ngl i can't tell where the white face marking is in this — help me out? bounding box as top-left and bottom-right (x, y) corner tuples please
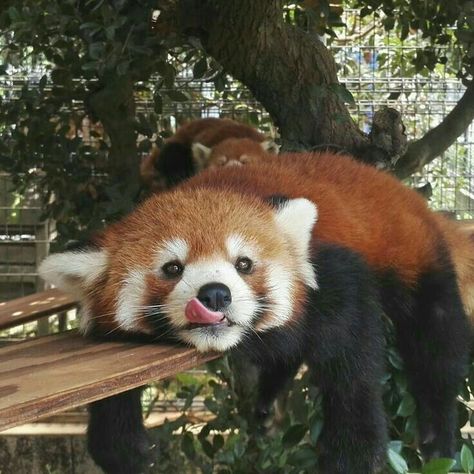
(191, 142), (211, 170)
(164, 257), (258, 352)
(274, 198), (318, 289)
(38, 250), (108, 297)
(39, 249), (109, 336)
(259, 260), (295, 330)
(79, 300), (93, 335)
(260, 139), (280, 154)
(115, 269), (148, 332)
(226, 234), (259, 263)
(155, 238), (188, 267)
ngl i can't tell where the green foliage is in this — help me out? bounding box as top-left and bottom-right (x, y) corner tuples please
(352, 0), (474, 81)
(147, 322), (474, 473)
(0, 0), (167, 246)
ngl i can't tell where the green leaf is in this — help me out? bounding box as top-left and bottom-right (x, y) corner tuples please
(89, 42), (105, 60)
(39, 75), (47, 91)
(387, 447), (408, 474)
(8, 6), (20, 22)
(422, 458), (456, 474)
(287, 445), (317, 469)
(181, 432), (195, 460)
(213, 434), (224, 451)
(388, 440), (403, 454)
(328, 83), (355, 106)
(461, 444), (474, 473)
(309, 419), (323, 445)
(396, 393), (416, 417)
(204, 397), (219, 414)
(282, 423), (307, 448)
(193, 57), (208, 79)
(200, 438), (215, 458)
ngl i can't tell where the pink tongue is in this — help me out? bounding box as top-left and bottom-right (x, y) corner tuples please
(185, 298), (225, 325)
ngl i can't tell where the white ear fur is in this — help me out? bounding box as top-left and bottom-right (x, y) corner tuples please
(273, 198), (318, 289)
(260, 139), (280, 154)
(38, 250), (108, 297)
(191, 142), (212, 170)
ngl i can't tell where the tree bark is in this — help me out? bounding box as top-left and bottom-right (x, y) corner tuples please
(156, 0), (473, 174)
(175, 0), (368, 153)
(87, 74), (141, 197)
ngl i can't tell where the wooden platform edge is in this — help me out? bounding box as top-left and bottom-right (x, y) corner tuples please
(0, 288), (77, 330)
(0, 332), (220, 431)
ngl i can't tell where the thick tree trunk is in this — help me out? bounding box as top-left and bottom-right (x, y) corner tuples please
(176, 0), (368, 153)
(88, 74), (141, 199)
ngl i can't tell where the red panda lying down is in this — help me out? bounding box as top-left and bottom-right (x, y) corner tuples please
(140, 117), (278, 190)
(40, 152), (471, 474)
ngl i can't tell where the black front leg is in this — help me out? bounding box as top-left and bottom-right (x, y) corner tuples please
(88, 387), (151, 474)
(255, 359), (301, 423)
(315, 362), (387, 474)
(305, 244), (388, 473)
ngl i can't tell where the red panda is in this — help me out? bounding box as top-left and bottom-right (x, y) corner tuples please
(39, 152), (471, 473)
(432, 214), (474, 319)
(140, 118), (278, 190)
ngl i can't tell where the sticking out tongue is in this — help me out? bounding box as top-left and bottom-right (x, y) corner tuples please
(185, 298), (225, 325)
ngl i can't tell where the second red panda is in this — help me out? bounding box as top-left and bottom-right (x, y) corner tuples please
(140, 118), (278, 190)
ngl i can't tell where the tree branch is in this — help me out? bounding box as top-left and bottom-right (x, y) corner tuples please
(394, 82), (474, 179)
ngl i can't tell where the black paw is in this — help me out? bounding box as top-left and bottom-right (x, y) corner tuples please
(88, 430), (152, 474)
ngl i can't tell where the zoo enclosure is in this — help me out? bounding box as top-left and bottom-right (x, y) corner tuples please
(0, 8), (472, 308)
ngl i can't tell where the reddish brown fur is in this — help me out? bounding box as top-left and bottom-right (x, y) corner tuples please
(433, 214), (474, 319)
(180, 118), (264, 147)
(140, 118), (271, 189)
(207, 138), (276, 169)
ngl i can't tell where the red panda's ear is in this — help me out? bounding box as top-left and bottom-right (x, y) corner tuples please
(38, 247), (107, 297)
(191, 142), (212, 170)
(273, 198), (318, 289)
(260, 139), (280, 154)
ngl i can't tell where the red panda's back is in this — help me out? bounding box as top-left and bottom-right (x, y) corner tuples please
(183, 152), (442, 285)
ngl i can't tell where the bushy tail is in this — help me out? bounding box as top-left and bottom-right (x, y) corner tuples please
(436, 214), (474, 325)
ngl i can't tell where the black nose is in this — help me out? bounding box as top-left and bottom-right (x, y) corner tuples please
(197, 283), (232, 312)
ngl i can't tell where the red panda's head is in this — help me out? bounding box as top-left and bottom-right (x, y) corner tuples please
(39, 189), (317, 352)
(192, 138), (279, 171)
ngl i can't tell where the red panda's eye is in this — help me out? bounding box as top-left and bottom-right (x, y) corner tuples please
(162, 261), (184, 277)
(235, 257), (253, 274)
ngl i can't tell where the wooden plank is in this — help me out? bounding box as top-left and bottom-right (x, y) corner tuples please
(1, 410), (213, 436)
(0, 330), (219, 431)
(0, 288), (77, 330)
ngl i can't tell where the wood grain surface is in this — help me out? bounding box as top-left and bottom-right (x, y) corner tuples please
(0, 330), (219, 431)
(0, 289), (77, 330)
